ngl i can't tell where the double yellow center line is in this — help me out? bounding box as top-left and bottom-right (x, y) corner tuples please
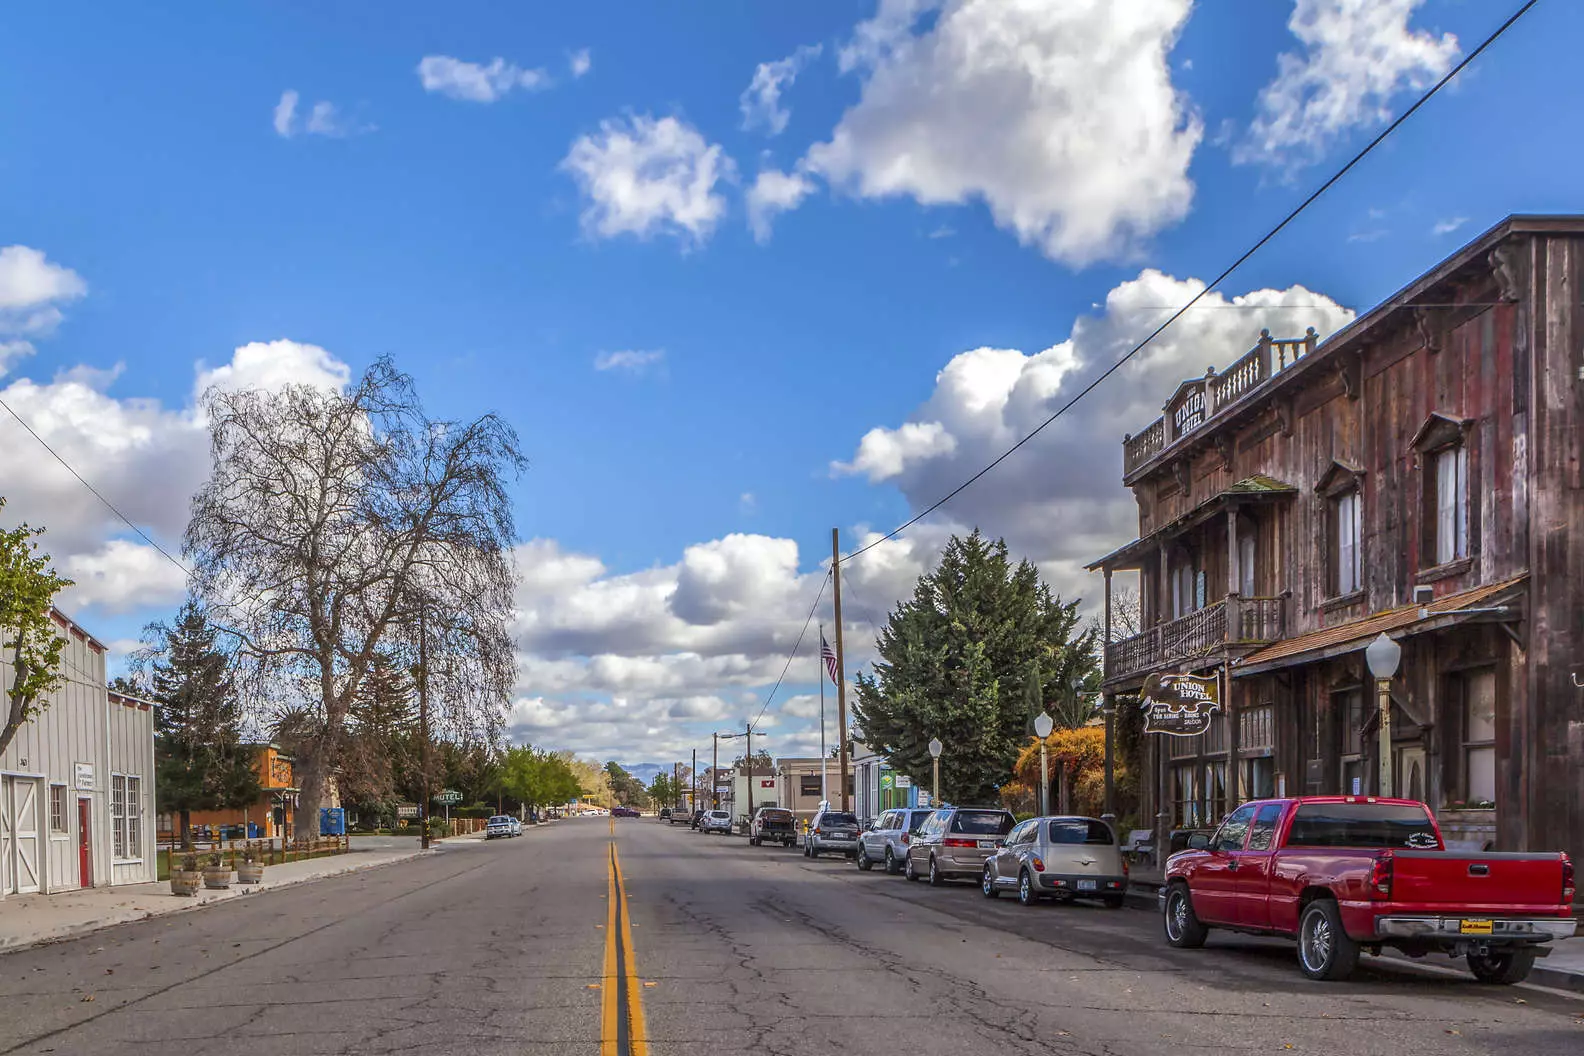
(602, 837), (648, 1056)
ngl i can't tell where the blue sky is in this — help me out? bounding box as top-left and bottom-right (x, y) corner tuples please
(2, 0), (1578, 768)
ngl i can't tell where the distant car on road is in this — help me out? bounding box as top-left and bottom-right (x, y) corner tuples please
(804, 809), (862, 859)
(749, 807), (798, 847)
(905, 806), (1016, 885)
(982, 816), (1127, 907)
(690, 808), (706, 829)
(508, 816), (523, 837)
(485, 815), (517, 840)
(612, 806), (640, 818)
(700, 809), (733, 834)
(659, 807), (672, 821)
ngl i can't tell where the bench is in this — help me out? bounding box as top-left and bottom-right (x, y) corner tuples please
(1121, 829), (1156, 867)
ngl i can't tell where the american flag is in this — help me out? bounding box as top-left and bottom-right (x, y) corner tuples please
(820, 635), (839, 684)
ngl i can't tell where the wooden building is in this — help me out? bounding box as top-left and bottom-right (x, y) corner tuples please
(160, 742), (301, 842)
(1, 608), (157, 896)
(1091, 215), (1584, 866)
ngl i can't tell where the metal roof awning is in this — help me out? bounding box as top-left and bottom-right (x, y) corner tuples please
(1087, 475), (1298, 572)
(1232, 574), (1528, 677)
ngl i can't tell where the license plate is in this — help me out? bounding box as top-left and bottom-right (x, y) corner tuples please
(978, 840), (996, 849)
(1077, 879), (1097, 892)
(1460, 919), (1493, 935)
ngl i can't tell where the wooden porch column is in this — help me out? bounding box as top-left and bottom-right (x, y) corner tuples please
(1158, 546), (1171, 623)
(1103, 568), (1116, 820)
(1226, 506), (1240, 599)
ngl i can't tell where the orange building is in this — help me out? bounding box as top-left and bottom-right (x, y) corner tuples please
(160, 743), (301, 842)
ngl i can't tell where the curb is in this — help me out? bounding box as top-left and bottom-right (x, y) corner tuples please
(0, 849), (429, 955)
(1529, 963), (1584, 993)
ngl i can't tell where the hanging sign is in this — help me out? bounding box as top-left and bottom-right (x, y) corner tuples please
(894, 774), (911, 789)
(1141, 672), (1221, 737)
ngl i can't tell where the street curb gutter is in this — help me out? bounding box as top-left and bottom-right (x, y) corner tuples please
(0, 848), (431, 955)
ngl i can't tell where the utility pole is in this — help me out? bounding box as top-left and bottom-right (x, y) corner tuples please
(744, 719), (753, 829)
(712, 732), (720, 807)
(417, 607), (431, 851)
(691, 747), (698, 813)
(831, 529), (850, 811)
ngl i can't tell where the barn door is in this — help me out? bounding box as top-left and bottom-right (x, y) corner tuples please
(0, 779), (12, 895)
(5, 779), (42, 894)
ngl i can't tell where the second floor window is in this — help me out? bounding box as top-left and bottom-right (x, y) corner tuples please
(1330, 489), (1362, 596)
(1433, 444), (1469, 564)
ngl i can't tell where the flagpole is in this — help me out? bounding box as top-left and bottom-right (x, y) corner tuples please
(819, 622), (828, 807)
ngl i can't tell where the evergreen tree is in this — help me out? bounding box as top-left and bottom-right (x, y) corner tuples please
(852, 530), (1099, 804)
(343, 652), (418, 825)
(150, 601), (260, 847)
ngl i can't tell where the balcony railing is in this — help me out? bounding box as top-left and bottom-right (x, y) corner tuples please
(1123, 328), (1318, 477)
(1104, 595), (1285, 683)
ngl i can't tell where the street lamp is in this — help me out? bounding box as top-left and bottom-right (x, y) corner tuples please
(928, 737), (943, 806)
(1365, 633), (1402, 797)
(1033, 711), (1054, 817)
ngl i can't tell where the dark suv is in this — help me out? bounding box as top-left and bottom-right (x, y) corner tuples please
(904, 806), (1017, 885)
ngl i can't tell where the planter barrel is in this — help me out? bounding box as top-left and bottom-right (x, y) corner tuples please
(170, 870), (202, 897)
(236, 862), (265, 885)
(202, 867), (233, 890)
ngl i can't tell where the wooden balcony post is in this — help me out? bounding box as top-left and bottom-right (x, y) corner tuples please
(1258, 329), (1274, 377)
(1102, 569), (1113, 679)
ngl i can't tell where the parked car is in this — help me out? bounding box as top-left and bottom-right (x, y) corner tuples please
(982, 816), (1127, 907)
(905, 806), (1016, 885)
(804, 809), (862, 859)
(700, 809), (733, 834)
(856, 808), (936, 874)
(1162, 796), (1577, 982)
(508, 816), (523, 837)
(690, 807), (707, 829)
(750, 807), (798, 847)
(659, 807), (672, 821)
(612, 806), (640, 818)
(485, 815), (516, 840)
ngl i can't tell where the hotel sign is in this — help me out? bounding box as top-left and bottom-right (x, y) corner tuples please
(1141, 672), (1221, 737)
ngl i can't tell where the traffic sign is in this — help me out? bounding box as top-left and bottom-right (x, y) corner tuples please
(434, 789), (463, 805)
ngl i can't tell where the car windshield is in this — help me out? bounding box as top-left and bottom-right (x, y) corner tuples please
(1047, 819), (1113, 845)
(950, 811), (1015, 836)
(1286, 802), (1441, 849)
(709, 811), (729, 819)
(490, 817), (511, 824)
(820, 813), (859, 827)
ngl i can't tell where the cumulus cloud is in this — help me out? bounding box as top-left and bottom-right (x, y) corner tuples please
(1236, 0), (1459, 167)
(740, 44), (822, 135)
(803, 0), (1202, 266)
(59, 540), (188, 615)
(746, 168), (816, 243)
(593, 349), (665, 375)
(273, 90), (299, 137)
(831, 269), (1356, 603)
(0, 245), (86, 372)
(561, 115), (736, 247)
(416, 55), (552, 103)
(570, 49), (592, 78)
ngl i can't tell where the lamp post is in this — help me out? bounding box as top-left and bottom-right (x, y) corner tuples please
(928, 737), (943, 806)
(1365, 633), (1402, 797)
(1033, 711), (1054, 817)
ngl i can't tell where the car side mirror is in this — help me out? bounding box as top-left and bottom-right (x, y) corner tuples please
(1187, 833), (1211, 851)
(995, 839), (1007, 848)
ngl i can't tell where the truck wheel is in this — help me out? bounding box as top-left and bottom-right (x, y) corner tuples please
(1297, 899), (1359, 981)
(1467, 947), (1537, 985)
(1163, 883), (1208, 949)
(857, 846), (873, 871)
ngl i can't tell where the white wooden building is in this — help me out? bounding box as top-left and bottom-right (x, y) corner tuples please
(1, 607), (157, 897)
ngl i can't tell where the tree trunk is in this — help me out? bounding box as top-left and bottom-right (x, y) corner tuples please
(179, 810), (192, 851)
(1059, 765), (1073, 814)
(295, 746), (327, 845)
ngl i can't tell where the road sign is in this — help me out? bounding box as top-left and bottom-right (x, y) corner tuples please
(434, 789), (463, 805)
(397, 805), (419, 818)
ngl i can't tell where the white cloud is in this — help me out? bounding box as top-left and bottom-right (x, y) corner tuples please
(746, 168), (816, 243)
(59, 540), (188, 615)
(561, 115), (736, 247)
(1432, 216), (1468, 236)
(273, 90), (299, 137)
(417, 55), (551, 103)
(831, 269), (1356, 602)
(0, 246), (86, 373)
(194, 339), (351, 401)
(739, 492), (756, 514)
(1236, 0), (1459, 167)
(307, 101), (343, 137)
(593, 349), (665, 374)
(803, 0), (1202, 266)
(740, 44), (822, 136)
(570, 49), (592, 78)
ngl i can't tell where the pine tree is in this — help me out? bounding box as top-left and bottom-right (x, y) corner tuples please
(852, 530), (1099, 804)
(151, 601), (260, 848)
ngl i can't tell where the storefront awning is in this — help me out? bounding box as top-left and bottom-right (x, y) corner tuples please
(1231, 574), (1528, 677)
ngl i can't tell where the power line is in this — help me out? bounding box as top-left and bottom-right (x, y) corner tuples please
(750, 569), (829, 730)
(0, 393), (193, 579)
(839, 0), (1539, 567)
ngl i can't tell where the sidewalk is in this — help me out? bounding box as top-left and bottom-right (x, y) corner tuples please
(0, 834), (479, 954)
(1122, 873), (1583, 990)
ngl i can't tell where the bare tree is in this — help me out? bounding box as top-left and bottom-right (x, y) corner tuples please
(185, 359), (524, 838)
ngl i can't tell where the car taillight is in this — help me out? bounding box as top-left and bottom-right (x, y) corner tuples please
(1370, 851), (1394, 900)
(943, 838), (976, 848)
(1031, 856), (1045, 872)
(813, 828), (822, 835)
(1122, 857), (1130, 879)
(901, 833), (910, 844)
(1562, 853), (1575, 904)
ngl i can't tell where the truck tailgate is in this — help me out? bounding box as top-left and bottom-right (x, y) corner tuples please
(1390, 850), (1565, 910)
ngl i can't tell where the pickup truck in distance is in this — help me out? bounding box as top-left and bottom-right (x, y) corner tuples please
(1162, 797), (1575, 982)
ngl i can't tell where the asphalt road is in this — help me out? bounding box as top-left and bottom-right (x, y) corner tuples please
(1, 818), (1580, 1055)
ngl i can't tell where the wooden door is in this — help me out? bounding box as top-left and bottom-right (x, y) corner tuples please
(77, 798), (93, 888)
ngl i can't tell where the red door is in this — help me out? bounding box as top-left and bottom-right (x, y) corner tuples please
(1192, 804), (1257, 924)
(77, 799), (92, 888)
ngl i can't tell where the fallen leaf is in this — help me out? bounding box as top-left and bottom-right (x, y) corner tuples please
(1446, 1030), (1461, 1037)
(103, 969), (113, 975)
(1514, 998), (1527, 1005)
(79, 995), (94, 1003)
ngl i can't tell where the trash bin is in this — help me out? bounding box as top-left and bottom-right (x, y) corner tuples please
(319, 807), (346, 836)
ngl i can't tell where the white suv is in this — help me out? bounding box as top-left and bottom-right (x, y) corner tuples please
(486, 815), (516, 839)
(699, 809), (733, 835)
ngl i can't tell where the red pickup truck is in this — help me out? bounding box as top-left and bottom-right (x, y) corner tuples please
(1162, 796), (1575, 982)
